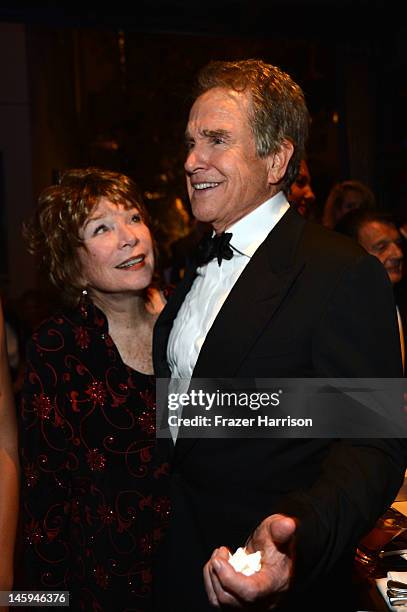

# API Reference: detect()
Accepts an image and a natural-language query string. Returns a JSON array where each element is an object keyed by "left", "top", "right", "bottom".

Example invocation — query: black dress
[{"left": 18, "top": 298, "right": 170, "bottom": 611}]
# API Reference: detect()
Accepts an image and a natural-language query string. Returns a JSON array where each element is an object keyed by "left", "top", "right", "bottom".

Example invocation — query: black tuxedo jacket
[{"left": 153, "top": 207, "right": 407, "bottom": 612}]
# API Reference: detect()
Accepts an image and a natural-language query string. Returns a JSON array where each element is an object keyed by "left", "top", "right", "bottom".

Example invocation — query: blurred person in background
[
  {"left": 18, "top": 168, "right": 170, "bottom": 611},
  {"left": 336, "top": 209, "right": 406, "bottom": 370},
  {"left": 0, "top": 300, "right": 19, "bottom": 604},
  {"left": 322, "top": 179, "right": 376, "bottom": 230},
  {"left": 287, "top": 158, "right": 316, "bottom": 219}
]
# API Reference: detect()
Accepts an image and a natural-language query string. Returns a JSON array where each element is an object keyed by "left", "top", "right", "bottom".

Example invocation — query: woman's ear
[{"left": 266, "top": 140, "right": 294, "bottom": 185}]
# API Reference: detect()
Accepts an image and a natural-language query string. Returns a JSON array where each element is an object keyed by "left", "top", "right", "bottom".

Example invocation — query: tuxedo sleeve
[{"left": 275, "top": 253, "right": 407, "bottom": 589}]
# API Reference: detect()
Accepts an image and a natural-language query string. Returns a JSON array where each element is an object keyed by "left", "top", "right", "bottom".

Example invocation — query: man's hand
[{"left": 203, "top": 514, "right": 296, "bottom": 609}]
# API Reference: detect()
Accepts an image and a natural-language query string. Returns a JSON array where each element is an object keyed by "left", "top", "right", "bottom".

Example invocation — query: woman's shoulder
[
  {"left": 27, "top": 310, "right": 79, "bottom": 352},
  {"left": 145, "top": 285, "right": 174, "bottom": 316}
]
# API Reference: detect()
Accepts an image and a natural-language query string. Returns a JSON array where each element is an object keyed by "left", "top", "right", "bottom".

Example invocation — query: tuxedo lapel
[
  {"left": 153, "top": 263, "right": 198, "bottom": 463},
  {"left": 153, "top": 262, "right": 197, "bottom": 378},
  {"left": 193, "top": 206, "right": 306, "bottom": 378}
]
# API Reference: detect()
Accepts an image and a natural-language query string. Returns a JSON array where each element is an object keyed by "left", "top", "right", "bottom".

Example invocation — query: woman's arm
[{"left": 0, "top": 303, "right": 19, "bottom": 592}]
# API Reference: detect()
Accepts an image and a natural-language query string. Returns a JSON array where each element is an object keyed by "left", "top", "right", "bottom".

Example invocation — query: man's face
[
  {"left": 358, "top": 221, "right": 404, "bottom": 285},
  {"left": 184, "top": 87, "right": 282, "bottom": 233}
]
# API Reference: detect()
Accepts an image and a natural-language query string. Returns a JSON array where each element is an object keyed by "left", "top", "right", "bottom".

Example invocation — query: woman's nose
[{"left": 118, "top": 224, "right": 139, "bottom": 248}]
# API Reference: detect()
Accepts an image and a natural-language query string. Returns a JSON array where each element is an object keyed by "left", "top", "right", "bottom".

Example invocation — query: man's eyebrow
[
  {"left": 202, "top": 128, "right": 231, "bottom": 139},
  {"left": 184, "top": 128, "right": 231, "bottom": 141}
]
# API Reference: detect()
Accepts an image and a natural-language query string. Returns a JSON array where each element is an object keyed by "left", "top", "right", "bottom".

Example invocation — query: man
[
  {"left": 336, "top": 209, "right": 404, "bottom": 285},
  {"left": 336, "top": 209, "right": 406, "bottom": 369},
  {"left": 153, "top": 60, "right": 406, "bottom": 611}
]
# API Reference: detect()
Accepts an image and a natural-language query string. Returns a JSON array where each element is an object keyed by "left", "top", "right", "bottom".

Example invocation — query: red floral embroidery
[
  {"left": 53, "top": 410, "right": 64, "bottom": 428},
  {"left": 24, "top": 463, "right": 39, "bottom": 488},
  {"left": 85, "top": 381, "right": 107, "bottom": 406},
  {"left": 25, "top": 519, "right": 43, "bottom": 545},
  {"left": 141, "top": 568, "right": 152, "bottom": 584},
  {"left": 46, "top": 527, "right": 60, "bottom": 542},
  {"left": 139, "top": 389, "right": 155, "bottom": 410},
  {"left": 154, "top": 496, "right": 171, "bottom": 520},
  {"left": 86, "top": 448, "right": 106, "bottom": 471},
  {"left": 154, "top": 461, "right": 170, "bottom": 479},
  {"left": 139, "top": 533, "right": 152, "bottom": 555},
  {"left": 138, "top": 409, "right": 155, "bottom": 435},
  {"left": 70, "top": 390, "right": 80, "bottom": 412},
  {"left": 97, "top": 505, "right": 116, "bottom": 525},
  {"left": 139, "top": 494, "right": 152, "bottom": 511},
  {"left": 94, "top": 565, "right": 109, "bottom": 589},
  {"left": 32, "top": 393, "right": 52, "bottom": 420},
  {"left": 74, "top": 326, "right": 90, "bottom": 349}
]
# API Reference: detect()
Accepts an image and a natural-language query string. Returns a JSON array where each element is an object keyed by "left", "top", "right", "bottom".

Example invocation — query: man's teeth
[
  {"left": 116, "top": 255, "right": 144, "bottom": 269},
  {"left": 193, "top": 182, "right": 220, "bottom": 190}
]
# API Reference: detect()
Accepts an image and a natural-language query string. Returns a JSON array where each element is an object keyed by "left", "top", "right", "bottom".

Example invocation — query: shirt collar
[{"left": 227, "top": 191, "right": 290, "bottom": 257}]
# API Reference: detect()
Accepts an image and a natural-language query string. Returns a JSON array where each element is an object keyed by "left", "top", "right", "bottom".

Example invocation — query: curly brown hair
[
  {"left": 194, "top": 59, "right": 310, "bottom": 194},
  {"left": 24, "top": 167, "right": 151, "bottom": 305}
]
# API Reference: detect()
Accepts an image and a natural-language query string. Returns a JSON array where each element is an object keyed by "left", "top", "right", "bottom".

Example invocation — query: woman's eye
[
  {"left": 131, "top": 213, "right": 141, "bottom": 223},
  {"left": 93, "top": 224, "right": 108, "bottom": 236}
]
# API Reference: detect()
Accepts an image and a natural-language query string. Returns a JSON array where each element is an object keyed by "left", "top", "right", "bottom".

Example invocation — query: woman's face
[{"left": 78, "top": 197, "right": 154, "bottom": 297}]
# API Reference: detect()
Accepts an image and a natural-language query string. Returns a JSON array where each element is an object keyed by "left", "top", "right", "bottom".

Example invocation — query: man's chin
[
  {"left": 388, "top": 270, "right": 403, "bottom": 285},
  {"left": 190, "top": 201, "right": 219, "bottom": 225},
  {"left": 294, "top": 202, "right": 307, "bottom": 217}
]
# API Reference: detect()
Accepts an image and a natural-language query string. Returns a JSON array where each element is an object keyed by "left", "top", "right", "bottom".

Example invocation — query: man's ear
[{"left": 266, "top": 140, "right": 294, "bottom": 185}]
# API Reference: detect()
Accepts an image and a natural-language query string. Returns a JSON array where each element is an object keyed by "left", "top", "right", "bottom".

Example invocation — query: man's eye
[
  {"left": 374, "top": 244, "right": 386, "bottom": 253},
  {"left": 185, "top": 140, "right": 194, "bottom": 151},
  {"left": 213, "top": 136, "right": 224, "bottom": 145}
]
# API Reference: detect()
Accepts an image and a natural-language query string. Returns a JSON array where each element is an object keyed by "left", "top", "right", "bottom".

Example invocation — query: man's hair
[
  {"left": 24, "top": 167, "right": 150, "bottom": 305},
  {"left": 194, "top": 59, "right": 310, "bottom": 193},
  {"left": 335, "top": 209, "right": 398, "bottom": 241}
]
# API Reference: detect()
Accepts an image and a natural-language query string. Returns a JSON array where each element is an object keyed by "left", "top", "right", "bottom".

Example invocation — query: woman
[
  {"left": 287, "top": 159, "right": 316, "bottom": 219},
  {"left": 321, "top": 179, "right": 376, "bottom": 230},
  {"left": 19, "top": 168, "right": 170, "bottom": 611},
  {"left": 0, "top": 300, "right": 19, "bottom": 604}
]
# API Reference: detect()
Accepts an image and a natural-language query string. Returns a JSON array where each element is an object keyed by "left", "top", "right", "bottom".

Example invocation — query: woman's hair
[
  {"left": 194, "top": 59, "right": 310, "bottom": 194},
  {"left": 24, "top": 167, "right": 151, "bottom": 305},
  {"left": 322, "top": 179, "right": 376, "bottom": 230}
]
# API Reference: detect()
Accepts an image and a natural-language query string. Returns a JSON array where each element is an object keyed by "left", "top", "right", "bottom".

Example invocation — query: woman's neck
[
  {"left": 89, "top": 290, "right": 150, "bottom": 331},
  {"left": 87, "top": 288, "right": 165, "bottom": 374}
]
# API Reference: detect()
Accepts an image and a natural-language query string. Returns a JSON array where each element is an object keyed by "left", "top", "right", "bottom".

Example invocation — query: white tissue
[{"left": 228, "top": 547, "right": 262, "bottom": 576}]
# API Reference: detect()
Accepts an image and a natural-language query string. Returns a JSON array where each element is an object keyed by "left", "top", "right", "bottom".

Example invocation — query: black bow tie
[{"left": 196, "top": 232, "right": 234, "bottom": 266}]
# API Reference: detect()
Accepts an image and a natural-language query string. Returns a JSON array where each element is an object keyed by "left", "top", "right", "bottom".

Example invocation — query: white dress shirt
[{"left": 167, "top": 192, "right": 290, "bottom": 379}]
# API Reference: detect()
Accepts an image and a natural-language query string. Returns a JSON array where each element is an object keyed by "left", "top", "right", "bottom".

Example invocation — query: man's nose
[
  {"left": 304, "top": 185, "right": 316, "bottom": 203},
  {"left": 185, "top": 145, "right": 207, "bottom": 174},
  {"left": 389, "top": 242, "right": 404, "bottom": 260}
]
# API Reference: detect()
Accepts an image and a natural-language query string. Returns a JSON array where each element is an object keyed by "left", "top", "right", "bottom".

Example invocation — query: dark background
[{"left": 0, "top": 1, "right": 406, "bottom": 298}]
